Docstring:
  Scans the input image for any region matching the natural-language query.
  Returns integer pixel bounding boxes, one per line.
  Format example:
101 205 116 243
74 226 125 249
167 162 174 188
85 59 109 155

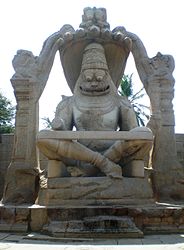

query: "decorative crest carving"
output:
57 8 132 92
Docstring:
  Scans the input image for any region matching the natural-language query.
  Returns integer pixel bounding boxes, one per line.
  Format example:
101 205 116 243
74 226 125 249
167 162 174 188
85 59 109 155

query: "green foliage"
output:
119 74 150 126
42 117 52 128
119 74 134 97
0 92 15 134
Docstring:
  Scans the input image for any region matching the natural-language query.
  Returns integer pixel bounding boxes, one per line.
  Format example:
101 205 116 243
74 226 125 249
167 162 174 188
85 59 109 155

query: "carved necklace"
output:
74 94 118 115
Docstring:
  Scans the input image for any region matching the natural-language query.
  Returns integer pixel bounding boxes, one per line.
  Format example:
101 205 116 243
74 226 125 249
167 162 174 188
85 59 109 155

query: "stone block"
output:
0 233 9 240
161 217 173 225
30 206 48 231
176 142 184 152
45 215 143 238
123 160 145 177
0 205 29 232
38 176 154 206
176 134 184 142
0 134 14 144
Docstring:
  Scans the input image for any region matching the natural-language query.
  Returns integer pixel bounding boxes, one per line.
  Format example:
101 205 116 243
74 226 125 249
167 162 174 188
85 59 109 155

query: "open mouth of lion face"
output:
79 84 110 96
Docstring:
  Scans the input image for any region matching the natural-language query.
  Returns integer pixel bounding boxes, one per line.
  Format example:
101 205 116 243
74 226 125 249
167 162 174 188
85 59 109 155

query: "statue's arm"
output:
118 97 138 131
51 96 73 131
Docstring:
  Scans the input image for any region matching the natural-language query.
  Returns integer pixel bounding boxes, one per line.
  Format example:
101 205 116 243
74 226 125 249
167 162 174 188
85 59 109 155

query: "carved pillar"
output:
2 30 62 204
148 74 184 200
2 78 40 204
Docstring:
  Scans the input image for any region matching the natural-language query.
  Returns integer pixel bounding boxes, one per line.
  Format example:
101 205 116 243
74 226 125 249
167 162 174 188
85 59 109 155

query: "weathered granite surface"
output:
1 6 184 207
44 215 143 238
37 176 154 206
1 203 184 236
37 41 153 180
0 134 14 199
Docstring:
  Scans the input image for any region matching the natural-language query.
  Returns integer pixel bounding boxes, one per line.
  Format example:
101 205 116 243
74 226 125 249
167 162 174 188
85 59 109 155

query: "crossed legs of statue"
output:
37 134 152 179
104 139 153 164
104 139 153 177
37 139 123 179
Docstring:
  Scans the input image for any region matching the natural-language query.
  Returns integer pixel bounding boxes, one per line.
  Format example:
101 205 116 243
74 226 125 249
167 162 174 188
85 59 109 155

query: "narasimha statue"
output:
37 41 152 179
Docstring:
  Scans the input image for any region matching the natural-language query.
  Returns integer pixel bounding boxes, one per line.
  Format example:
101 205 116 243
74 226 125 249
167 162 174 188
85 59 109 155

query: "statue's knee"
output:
37 138 50 148
37 139 61 154
130 126 152 133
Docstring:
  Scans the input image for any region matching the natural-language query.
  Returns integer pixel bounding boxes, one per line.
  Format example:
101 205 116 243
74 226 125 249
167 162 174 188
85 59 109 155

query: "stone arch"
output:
3 8 184 205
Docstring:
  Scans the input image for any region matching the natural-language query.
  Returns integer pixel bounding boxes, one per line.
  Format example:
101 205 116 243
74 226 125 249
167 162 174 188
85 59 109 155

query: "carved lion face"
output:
79 69 110 96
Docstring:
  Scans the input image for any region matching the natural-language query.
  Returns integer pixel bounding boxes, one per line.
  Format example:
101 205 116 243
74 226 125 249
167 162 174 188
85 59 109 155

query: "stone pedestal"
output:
43 215 143 238
1 203 184 238
35 172 154 237
37 176 154 206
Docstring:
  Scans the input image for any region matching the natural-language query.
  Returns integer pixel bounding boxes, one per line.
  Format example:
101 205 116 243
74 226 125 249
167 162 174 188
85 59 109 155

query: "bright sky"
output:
0 0 183 132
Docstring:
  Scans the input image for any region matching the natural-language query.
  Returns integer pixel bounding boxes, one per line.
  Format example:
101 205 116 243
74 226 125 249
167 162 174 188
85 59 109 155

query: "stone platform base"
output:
43 215 143 238
1 203 184 238
37 176 154 206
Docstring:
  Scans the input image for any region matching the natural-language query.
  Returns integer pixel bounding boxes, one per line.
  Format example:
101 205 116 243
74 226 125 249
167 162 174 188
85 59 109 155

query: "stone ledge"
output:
37 130 153 140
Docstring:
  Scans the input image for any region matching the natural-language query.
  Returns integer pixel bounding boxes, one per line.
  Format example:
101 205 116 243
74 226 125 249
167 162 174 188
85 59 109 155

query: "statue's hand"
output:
51 118 66 130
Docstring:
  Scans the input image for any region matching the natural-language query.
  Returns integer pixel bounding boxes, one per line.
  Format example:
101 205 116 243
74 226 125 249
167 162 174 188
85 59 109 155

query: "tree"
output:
0 92 15 134
119 74 150 126
41 117 52 128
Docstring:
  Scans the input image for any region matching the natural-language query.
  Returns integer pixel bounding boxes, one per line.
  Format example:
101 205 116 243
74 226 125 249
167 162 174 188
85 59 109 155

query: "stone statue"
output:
2 6 183 208
37 42 153 179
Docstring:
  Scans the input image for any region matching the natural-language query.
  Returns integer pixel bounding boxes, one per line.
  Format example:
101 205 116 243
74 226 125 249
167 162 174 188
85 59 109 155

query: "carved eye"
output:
96 76 103 82
86 76 92 82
